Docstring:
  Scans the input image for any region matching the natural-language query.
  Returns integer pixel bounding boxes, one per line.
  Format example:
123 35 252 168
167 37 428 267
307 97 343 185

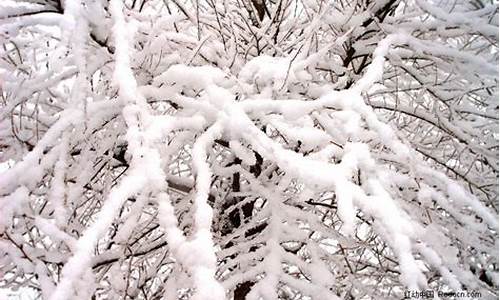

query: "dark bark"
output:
251 0 267 21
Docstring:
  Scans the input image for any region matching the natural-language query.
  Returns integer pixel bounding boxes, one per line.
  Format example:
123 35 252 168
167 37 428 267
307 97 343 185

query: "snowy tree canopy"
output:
0 0 498 299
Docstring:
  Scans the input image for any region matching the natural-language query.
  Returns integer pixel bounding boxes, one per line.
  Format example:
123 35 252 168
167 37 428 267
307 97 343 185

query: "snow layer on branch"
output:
415 0 498 38
50 0 165 298
49 166 148 300
190 123 226 300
